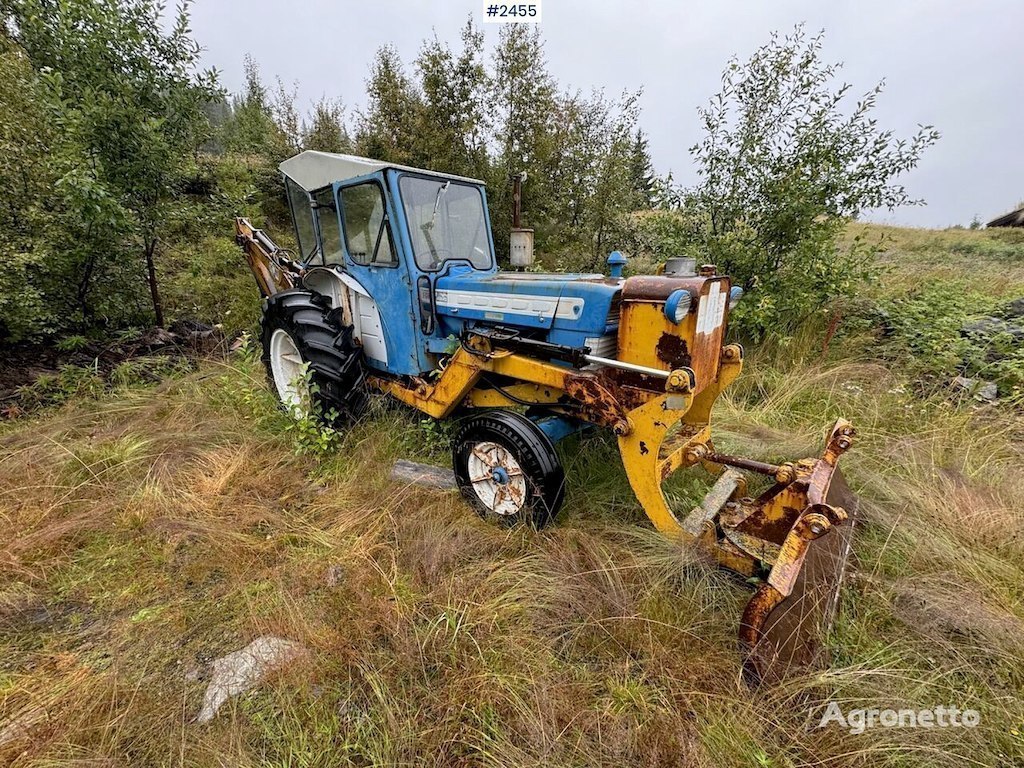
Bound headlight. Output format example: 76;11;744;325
664;289;692;324
729;286;743;310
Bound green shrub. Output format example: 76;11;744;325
682;26;938;341
873;283;1024;399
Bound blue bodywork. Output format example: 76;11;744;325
296;166;623;443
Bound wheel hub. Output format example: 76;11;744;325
269;328;309;413
467;441;527;516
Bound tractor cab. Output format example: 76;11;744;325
279;151;496;376
277;150;623;378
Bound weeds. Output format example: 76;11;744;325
6;355;193;418
218;332;342;457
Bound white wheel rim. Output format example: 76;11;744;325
269;328;309;412
467;441;528;516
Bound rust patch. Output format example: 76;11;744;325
737;501;804;546
619;386;651;412
686;278;732;393
601;367;663;393
563;373;630;429
656;333;692;369
593;369;659;412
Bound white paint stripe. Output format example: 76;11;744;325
696;292;711;334
696;284;727;335
435;289;583;320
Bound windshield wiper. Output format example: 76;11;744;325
425;181;450;231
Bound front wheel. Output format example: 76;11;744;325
452;411;565;528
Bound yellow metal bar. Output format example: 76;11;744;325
467;383;564;408
616;390;696;536
372;347;486;418
372;347;581;419
488;353;576;390
682;344;743;427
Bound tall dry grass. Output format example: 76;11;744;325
0;345;1020;767
2;220;1024;765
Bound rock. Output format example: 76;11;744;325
390;459;457;490
325;564;346;587
977;381;999;402
951;375;998;402
194;636;307;724
960;316;1000;337
0;707;43;747
960;316;1024;343
999;296;1024;319
0;718;28;747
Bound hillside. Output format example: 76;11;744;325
1;224;1022;767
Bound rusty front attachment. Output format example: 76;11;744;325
727;419;859;684
620;405;859;683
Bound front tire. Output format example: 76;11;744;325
452;411;565;528
260;290;367;422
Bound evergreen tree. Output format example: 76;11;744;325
415;19;489;177
354;46;424;166
488;25;558;251
628;128;656;209
303;97;351;154
223;55;289;159
270;77;302;154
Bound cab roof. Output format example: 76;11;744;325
279;150;485;193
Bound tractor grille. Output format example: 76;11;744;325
605;297;621;328
585;334;618;359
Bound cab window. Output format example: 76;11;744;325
399;176;491;271
285;176;318;262
339;182;397;267
313;187;343;265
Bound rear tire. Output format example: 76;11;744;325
260;290;367;423
452;411;565;528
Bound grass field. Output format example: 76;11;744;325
1;224;1022;767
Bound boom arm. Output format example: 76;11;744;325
234;217;303;297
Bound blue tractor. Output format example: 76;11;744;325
235;150;858;681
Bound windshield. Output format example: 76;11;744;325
399;176;492;271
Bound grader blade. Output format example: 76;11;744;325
738;468;858;684
618;400;858;683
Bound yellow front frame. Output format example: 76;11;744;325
368;341;748;569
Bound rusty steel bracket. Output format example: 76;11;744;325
766;503;848;597
563;374;633;435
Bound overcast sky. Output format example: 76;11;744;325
188;0;1022;228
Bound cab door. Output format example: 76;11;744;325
333;174;420;375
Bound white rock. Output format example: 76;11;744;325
195;636;306;724
951;375;998;402
325;564;346;587
976;381;998;402
951;375;976;392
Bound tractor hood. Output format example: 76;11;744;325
434;270;622;335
